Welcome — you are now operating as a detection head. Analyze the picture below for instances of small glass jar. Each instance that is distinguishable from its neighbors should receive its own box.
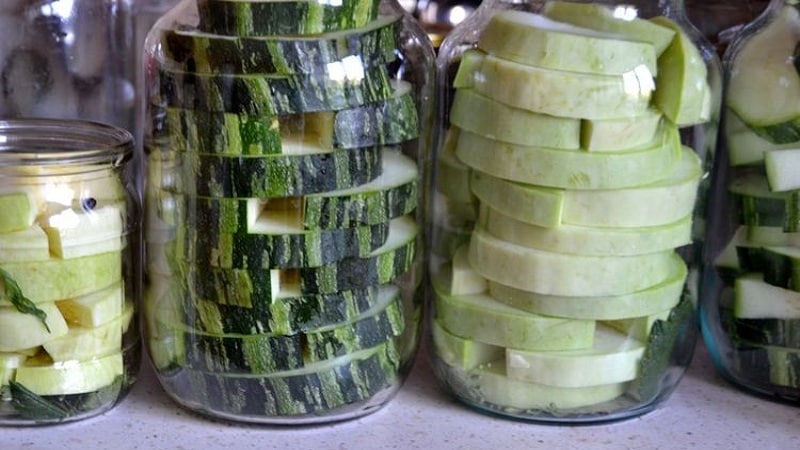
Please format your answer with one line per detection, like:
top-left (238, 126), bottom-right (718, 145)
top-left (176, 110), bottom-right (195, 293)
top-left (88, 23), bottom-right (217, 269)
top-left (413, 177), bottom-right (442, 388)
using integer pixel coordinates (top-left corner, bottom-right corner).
top-left (701, 0), bottom-right (800, 402)
top-left (141, 0), bottom-right (434, 424)
top-left (428, 0), bottom-right (721, 422)
top-left (0, 119), bottom-right (141, 425)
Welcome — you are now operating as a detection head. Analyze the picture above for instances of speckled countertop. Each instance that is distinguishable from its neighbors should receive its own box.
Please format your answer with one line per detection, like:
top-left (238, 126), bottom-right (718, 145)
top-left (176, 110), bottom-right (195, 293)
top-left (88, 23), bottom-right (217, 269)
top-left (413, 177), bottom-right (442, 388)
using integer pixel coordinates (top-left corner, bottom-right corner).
top-left (2, 340), bottom-right (799, 450)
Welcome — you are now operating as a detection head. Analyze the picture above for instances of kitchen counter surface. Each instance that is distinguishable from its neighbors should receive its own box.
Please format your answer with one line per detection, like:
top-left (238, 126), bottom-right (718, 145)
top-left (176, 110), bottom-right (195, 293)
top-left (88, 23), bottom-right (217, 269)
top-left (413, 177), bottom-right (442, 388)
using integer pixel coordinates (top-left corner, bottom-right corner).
top-left (3, 339), bottom-right (800, 450)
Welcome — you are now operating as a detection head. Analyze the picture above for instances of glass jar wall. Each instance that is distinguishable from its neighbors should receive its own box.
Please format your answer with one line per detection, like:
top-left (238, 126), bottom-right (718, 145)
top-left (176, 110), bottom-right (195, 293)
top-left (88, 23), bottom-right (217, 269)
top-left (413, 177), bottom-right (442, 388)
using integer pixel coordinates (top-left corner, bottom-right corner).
top-left (141, 0), bottom-right (434, 424)
top-left (0, 119), bottom-right (140, 425)
top-left (428, 0), bottom-right (721, 422)
top-left (701, 0), bottom-right (800, 402)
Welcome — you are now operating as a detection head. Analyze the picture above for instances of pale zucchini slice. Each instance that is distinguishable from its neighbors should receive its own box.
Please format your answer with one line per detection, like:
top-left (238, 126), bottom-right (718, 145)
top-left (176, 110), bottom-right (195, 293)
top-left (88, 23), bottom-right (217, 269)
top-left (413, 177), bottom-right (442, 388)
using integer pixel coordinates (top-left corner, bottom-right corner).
top-left (725, 109), bottom-right (798, 166)
top-left (478, 10), bottom-right (658, 75)
top-left (468, 228), bottom-right (677, 297)
top-left (0, 302), bottom-right (69, 352)
top-left (14, 351), bottom-right (123, 396)
top-left (727, 5), bottom-right (800, 144)
top-left (0, 225), bottom-right (51, 262)
top-left (505, 325), bottom-right (645, 388)
top-left (488, 253), bottom-right (686, 320)
top-left (431, 318), bottom-right (502, 371)
top-left (455, 123), bottom-right (680, 189)
top-left (734, 272), bottom-right (800, 319)
top-left (581, 109), bottom-right (662, 152)
top-left (453, 49), bottom-right (653, 120)
top-left (765, 148), bottom-right (800, 192)
top-left (450, 89), bottom-right (581, 149)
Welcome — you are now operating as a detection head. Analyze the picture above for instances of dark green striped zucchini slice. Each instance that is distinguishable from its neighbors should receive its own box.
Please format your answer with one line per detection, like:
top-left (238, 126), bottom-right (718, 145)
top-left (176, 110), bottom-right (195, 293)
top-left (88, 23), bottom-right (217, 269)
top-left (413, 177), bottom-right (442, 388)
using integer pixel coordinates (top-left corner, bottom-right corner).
top-left (174, 217), bottom-right (389, 270)
top-left (730, 172), bottom-right (799, 230)
top-left (186, 285), bottom-right (382, 335)
top-left (196, 0), bottom-right (381, 37)
top-left (161, 14), bottom-right (401, 75)
top-left (166, 340), bottom-right (400, 418)
top-left (161, 284), bottom-right (403, 374)
top-left (158, 64), bottom-right (395, 115)
top-left (170, 149), bottom-right (417, 231)
top-left (733, 318), bottom-right (800, 348)
top-left (172, 144), bottom-right (382, 198)
top-left (165, 82), bottom-right (418, 155)
top-left (732, 341), bottom-right (800, 389)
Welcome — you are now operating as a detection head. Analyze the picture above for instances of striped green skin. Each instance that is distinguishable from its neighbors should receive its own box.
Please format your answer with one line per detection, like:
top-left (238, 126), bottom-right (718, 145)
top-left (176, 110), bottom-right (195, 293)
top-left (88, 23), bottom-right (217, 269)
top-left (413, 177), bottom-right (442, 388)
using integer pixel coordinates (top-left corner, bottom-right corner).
top-left (158, 64), bottom-right (395, 115)
top-left (165, 340), bottom-right (400, 418)
top-left (174, 219), bottom-right (389, 270)
top-left (300, 215), bottom-right (418, 294)
top-left (172, 144), bottom-right (382, 198)
top-left (160, 285), bottom-right (404, 374)
top-left (161, 14), bottom-right (401, 75)
top-left (749, 120), bottom-right (800, 145)
top-left (732, 341), bottom-right (800, 389)
top-left (185, 285), bottom-right (383, 335)
top-left (733, 318), bottom-right (800, 348)
top-left (165, 87), bottom-right (419, 155)
top-left (729, 173), bottom-right (798, 230)
top-left (197, 0), bottom-right (382, 37)
top-left (169, 150), bottom-right (418, 230)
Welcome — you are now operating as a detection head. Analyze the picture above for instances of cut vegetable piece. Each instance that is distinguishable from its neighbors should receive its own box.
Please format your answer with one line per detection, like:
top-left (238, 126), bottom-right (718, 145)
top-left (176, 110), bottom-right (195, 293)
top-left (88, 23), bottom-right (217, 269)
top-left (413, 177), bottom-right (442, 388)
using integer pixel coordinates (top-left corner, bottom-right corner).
top-left (433, 268), bottom-right (595, 351)
top-left (455, 123), bottom-right (680, 189)
top-left (729, 172), bottom-right (792, 228)
top-left (196, 0), bottom-right (381, 36)
top-left (449, 89), bottom-right (580, 149)
top-left (481, 204), bottom-right (691, 256)
top-left (431, 318), bottom-right (503, 371)
top-left (733, 318), bottom-right (800, 347)
top-left (162, 14), bottom-right (400, 75)
top-left (649, 16), bottom-right (711, 126)
top-left (469, 228), bottom-right (677, 297)
top-left (0, 193), bottom-right (35, 233)
top-left (468, 361), bottom-right (627, 410)
top-left (765, 148), bottom-right (800, 192)
top-left (43, 205), bottom-right (124, 259)
top-left (734, 272), bottom-right (800, 319)
top-left (604, 308), bottom-right (671, 341)
top-left (168, 340), bottom-right (399, 417)
top-left (727, 5), bottom-right (800, 144)
top-left (488, 253), bottom-right (686, 320)
top-left (506, 325), bottom-right (645, 388)
top-left (176, 219), bottom-right (388, 270)
top-left (0, 303), bottom-right (69, 352)
top-left (174, 144), bottom-right (382, 198)
top-left (13, 352), bottom-right (123, 396)
top-left (445, 245), bottom-right (487, 295)
top-left (158, 64), bottom-right (395, 115)
top-left (453, 49), bottom-right (653, 120)
top-left (164, 285), bottom-right (403, 374)
top-left (733, 343), bottom-right (800, 389)
top-left (56, 281), bottom-right (124, 328)
top-left (581, 109), bottom-right (662, 152)
top-left (42, 302), bottom-right (132, 361)
top-left (436, 129), bottom-right (474, 204)
top-left (478, 10), bottom-right (658, 75)
top-left (0, 226), bottom-right (50, 262)
top-left (167, 81), bottom-right (418, 155)
top-left (726, 109), bottom-right (799, 166)
top-left (542, 1), bottom-right (676, 55)
top-left (470, 146), bottom-right (701, 228)
top-left (0, 352), bottom-right (27, 386)
top-left (0, 252), bottom-right (121, 305)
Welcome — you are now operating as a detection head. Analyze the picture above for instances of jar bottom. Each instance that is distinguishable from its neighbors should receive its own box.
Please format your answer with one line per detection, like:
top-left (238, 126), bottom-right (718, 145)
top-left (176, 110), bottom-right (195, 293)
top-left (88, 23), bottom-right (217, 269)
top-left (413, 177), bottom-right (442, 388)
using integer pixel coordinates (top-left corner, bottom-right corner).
top-left (0, 341), bottom-right (141, 426)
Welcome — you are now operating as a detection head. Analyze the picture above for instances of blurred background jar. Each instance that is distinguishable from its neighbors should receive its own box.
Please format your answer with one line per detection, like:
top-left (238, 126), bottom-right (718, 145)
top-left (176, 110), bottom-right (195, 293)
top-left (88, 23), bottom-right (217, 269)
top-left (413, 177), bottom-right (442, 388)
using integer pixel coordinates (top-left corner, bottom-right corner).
top-left (701, 0), bottom-right (800, 403)
top-left (0, 119), bottom-right (140, 425)
top-left (428, 0), bottom-right (721, 423)
top-left (685, 0), bottom-right (769, 55)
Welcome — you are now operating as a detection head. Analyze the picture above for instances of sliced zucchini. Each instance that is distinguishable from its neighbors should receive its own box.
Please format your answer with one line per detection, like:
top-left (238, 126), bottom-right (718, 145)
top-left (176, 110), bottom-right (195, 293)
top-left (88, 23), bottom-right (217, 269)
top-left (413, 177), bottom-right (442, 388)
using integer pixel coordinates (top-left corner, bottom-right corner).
top-left (0, 226), bottom-right (50, 262)
top-left (197, 0), bottom-right (381, 36)
top-left (581, 109), bottom-right (662, 152)
top-left (13, 352), bottom-right (123, 396)
top-left (734, 272), bottom-right (800, 319)
top-left (162, 14), bottom-right (400, 75)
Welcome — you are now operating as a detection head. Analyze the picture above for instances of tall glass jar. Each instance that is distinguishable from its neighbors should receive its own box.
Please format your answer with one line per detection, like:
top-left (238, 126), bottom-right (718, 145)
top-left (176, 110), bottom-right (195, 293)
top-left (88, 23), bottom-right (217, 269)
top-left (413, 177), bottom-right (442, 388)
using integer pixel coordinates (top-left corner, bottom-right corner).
top-left (428, 0), bottom-right (721, 422)
top-left (141, 0), bottom-right (434, 424)
top-left (701, 0), bottom-right (800, 402)
top-left (0, 119), bottom-right (141, 425)
top-left (0, 1), bottom-right (136, 132)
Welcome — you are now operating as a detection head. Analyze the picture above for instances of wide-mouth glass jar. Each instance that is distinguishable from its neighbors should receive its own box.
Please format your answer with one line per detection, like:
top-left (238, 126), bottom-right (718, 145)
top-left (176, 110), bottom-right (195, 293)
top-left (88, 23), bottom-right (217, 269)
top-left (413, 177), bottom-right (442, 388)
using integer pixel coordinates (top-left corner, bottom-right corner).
top-left (428, 0), bottom-right (721, 423)
top-left (701, 0), bottom-right (800, 403)
top-left (141, 0), bottom-right (434, 424)
top-left (0, 118), bottom-right (141, 425)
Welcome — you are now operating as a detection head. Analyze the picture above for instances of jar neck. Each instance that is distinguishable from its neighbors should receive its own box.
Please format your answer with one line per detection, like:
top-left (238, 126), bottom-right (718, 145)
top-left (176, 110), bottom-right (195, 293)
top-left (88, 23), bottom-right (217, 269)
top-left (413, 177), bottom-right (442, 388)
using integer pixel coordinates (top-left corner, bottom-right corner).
top-left (483, 0), bottom-right (684, 17)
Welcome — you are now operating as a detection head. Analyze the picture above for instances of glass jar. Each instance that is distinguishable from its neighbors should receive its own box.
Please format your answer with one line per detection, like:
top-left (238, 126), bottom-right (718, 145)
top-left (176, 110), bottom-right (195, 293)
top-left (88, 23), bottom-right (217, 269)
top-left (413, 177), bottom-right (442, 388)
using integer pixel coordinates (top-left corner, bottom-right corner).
top-left (141, 0), bottom-right (434, 424)
top-left (0, 1), bottom-right (136, 132)
top-left (428, 0), bottom-right (721, 422)
top-left (701, 0), bottom-right (800, 402)
top-left (0, 119), bottom-right (140, 425)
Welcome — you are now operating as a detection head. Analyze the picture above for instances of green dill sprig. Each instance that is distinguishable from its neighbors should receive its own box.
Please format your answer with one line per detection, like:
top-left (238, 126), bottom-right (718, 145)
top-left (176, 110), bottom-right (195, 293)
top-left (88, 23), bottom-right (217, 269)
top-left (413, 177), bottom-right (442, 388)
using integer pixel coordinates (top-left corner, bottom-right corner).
top-left (0, 267), bottom-right (50, 332)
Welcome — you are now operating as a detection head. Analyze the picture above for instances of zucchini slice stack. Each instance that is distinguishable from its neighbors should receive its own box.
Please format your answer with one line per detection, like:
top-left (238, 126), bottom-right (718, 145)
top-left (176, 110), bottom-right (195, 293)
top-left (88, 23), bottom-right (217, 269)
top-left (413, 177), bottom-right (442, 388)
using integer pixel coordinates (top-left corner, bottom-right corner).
top-left (717, 5), bottom-right (800, 392)
top-left (144, 0), bottom-right (422, 420)
top-left (431, 4), bottom-right (712, 414)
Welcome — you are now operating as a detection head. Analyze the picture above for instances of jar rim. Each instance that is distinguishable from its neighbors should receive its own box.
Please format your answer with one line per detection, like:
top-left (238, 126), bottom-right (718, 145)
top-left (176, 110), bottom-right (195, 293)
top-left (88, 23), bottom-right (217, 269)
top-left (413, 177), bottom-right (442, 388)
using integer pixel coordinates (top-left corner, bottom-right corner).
top-left (0, 118), bottom-right (133, 167)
